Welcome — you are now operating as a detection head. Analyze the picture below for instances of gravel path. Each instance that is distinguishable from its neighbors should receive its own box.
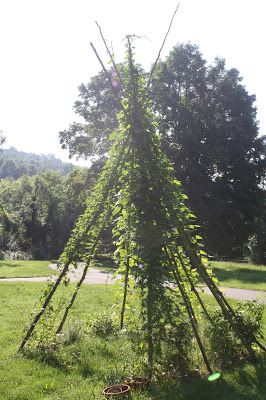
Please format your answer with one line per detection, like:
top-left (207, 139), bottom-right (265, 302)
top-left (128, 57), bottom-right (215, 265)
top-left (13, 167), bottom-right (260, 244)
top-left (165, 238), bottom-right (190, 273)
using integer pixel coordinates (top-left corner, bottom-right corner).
top-left (202, 286), bottom-right (266, 303)
top-left (1, 263), bottom-right (266, 303)
top-left (0, 264), bottom-right (115, 285)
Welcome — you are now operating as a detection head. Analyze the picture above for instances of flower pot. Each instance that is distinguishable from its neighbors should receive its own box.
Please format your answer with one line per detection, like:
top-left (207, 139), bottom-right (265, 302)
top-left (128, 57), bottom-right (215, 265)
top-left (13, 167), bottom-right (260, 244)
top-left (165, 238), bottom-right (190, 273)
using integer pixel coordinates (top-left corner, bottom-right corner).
top-left (124, 377), bottom-right (134, 387)
top-left (124, 376), bottom-right (150, 390)
top-left (103, 384), bottom-right (131, 398)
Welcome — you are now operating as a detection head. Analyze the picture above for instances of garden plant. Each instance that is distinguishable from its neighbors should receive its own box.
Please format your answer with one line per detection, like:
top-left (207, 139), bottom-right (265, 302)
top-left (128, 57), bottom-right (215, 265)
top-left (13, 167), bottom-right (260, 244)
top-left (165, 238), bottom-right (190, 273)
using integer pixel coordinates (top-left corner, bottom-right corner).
top-left (19, 21), bottom-right (266, 384)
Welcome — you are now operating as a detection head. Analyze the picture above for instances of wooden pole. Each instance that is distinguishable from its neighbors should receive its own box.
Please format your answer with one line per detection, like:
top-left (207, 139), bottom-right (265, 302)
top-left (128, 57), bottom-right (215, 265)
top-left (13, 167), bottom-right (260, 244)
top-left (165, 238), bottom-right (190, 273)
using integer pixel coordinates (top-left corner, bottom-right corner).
top-left (56, 255), bottom-right (94, 334)
top-left (175, 248), bottom-right (212, 322)
top-left (165, 246), bottom-right (213, 374)
top-left (120, 256), bottom-right (130, 330)
top-left (146, 277), bottom-right (154, 379)
top-left (168, 214), bottom-right (258, 360)
top-left (18, 262), bottom-right (71, 351)
top-left (19, 137), bottom-right (130, 350)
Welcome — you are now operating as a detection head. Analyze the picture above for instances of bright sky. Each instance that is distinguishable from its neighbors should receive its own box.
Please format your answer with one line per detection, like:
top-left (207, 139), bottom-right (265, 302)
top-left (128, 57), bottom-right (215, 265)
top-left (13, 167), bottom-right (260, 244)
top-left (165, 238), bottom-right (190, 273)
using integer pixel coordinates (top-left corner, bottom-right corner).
top-left (0, 0), bottom-right (265, 166)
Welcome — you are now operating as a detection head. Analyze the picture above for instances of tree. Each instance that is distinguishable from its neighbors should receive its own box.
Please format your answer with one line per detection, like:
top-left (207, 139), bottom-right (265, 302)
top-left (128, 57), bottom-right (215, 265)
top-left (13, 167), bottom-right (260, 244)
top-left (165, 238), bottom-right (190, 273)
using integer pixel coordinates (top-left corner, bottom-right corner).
top-left (59, 70), bottom-right (122, 160)
top-left (0, 169), bottom-right (94, 259)
top-left (152, 44), bottom-right (266, 258)
top-left (0, 130), bottom-right (5, 147)
top-left (59, 43), bottom-right (266, 258)
top-left (247, 192), bottom-right (266, 264)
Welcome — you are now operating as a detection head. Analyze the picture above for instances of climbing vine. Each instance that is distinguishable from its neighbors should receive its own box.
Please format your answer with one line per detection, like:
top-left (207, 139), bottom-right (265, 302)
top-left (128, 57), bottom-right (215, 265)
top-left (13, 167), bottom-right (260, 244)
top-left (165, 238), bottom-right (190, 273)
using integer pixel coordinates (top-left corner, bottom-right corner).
top-left (19, 35), bottom-right (266, 378)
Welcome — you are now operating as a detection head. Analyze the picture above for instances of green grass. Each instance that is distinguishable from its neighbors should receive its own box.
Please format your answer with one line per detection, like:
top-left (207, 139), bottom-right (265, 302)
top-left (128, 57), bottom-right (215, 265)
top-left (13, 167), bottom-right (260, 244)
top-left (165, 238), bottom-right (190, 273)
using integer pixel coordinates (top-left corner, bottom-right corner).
top-left (3, 258), bottom-right (265, 294)
top-left (210, 261), bottom-right (266, 292)
top-left (0, 281), bottom-right (266, 399)
top-left (93, 258), bottom-right (266, 292)
top-left (91, 259), bottom-right (116, 272)
top-left (0, 260), bottom-right (58, 278)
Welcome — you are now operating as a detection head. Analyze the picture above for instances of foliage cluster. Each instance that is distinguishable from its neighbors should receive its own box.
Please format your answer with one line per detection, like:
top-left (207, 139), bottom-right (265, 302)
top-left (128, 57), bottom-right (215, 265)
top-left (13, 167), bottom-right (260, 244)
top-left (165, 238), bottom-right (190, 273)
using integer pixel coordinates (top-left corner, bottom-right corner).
top-left (90, 312), bottom-right (116, 338)
top-left (206, 301), bottom-right (264, 368)
top-left (0, 167), bottom-right (96, 259)
top-left (60, 43), bottom-right (266, 259)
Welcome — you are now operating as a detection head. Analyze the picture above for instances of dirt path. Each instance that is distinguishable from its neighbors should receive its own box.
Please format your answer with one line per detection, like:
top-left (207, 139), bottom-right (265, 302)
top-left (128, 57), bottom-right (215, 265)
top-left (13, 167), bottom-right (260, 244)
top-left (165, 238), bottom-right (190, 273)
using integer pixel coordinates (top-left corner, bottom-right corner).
top-left (1, 263), bottom-right (266, 303)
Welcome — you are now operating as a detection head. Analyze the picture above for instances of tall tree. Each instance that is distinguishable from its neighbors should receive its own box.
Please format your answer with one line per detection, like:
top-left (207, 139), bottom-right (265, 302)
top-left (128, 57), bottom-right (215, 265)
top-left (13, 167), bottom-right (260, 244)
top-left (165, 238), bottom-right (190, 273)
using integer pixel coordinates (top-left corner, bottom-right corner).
top-left (59, 70), bottom-right (122, 160)
top-left (59, 43), bottom-right (266, 258)
top-left (152, 44), bottom-right (265, 257)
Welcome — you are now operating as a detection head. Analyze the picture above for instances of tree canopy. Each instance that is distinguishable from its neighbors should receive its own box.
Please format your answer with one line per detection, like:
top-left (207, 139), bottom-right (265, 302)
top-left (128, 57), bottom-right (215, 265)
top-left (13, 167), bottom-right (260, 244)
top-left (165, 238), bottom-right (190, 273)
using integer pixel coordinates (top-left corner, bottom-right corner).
top-left (0, 168), bottom-right (95, 259)
top-left (59, 43), bottom-right (266, 258)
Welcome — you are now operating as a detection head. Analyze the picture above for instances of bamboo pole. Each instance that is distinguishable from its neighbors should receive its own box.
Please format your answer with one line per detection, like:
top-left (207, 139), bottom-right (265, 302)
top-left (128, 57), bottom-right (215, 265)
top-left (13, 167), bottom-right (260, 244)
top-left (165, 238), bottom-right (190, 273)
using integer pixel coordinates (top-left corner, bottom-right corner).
top-left (56, 255), bottom-right (94, 334)
top-left (95, 21), bottom-right (126, 94)
top-left (120, 256), bottom-right (130, 330)
top-left (56, 177), bottom-right (127, 334)
top-left (146, 277), bottom-right (154, 379)
top-left (165, 246), bottom-right (213, 374)
top-left (175, 248), bottom-right (212, 322)
top-left (19, 136), bottom-right (130, 351)
top-left (18, 262), bottom-right (71, 351)
top-left (168, 213), bottom-right (258, 359)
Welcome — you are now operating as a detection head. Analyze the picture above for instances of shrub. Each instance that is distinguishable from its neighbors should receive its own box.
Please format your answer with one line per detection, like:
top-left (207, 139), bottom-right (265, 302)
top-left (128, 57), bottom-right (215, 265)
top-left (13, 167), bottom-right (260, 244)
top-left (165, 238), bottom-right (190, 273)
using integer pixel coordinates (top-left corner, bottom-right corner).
top-left (234, 301), bottom-right (264, 343)
top-left (90, 313), bottom-right (116, 338)
top-left (1, 250), bottom-right (32, 260)
top-left (206, 300), bottom-right (264, 369)
top-left (64, 320), bottom-right (83, 344)
top-left (247, 233), bottom-right (266, 265)
top-left (159, 319), bottom-right (194, 376)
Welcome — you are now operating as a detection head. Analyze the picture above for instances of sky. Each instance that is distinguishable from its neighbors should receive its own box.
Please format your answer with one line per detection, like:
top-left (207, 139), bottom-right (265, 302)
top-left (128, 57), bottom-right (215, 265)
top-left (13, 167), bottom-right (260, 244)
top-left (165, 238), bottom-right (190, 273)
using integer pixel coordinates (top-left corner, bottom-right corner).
top-left (0, 0), bottom-right (265, 166)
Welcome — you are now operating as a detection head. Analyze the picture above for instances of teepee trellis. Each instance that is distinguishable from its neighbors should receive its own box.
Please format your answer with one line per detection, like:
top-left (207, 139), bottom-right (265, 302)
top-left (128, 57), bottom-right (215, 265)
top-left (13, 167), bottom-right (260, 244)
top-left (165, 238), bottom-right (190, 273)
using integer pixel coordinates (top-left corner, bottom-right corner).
top-left (19, 19), bottom-right (266, 378)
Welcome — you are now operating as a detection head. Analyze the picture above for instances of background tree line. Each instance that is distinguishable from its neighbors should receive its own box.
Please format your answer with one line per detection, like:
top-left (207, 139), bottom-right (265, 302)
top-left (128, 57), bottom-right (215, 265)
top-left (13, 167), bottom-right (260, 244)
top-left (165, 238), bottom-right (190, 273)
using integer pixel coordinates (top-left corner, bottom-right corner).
top-left (0, 43), bottom-right (265, 262)
top-left (0, 158), bottom-right (97, 259)
top-left (0, 147), bottom-right (74, 179)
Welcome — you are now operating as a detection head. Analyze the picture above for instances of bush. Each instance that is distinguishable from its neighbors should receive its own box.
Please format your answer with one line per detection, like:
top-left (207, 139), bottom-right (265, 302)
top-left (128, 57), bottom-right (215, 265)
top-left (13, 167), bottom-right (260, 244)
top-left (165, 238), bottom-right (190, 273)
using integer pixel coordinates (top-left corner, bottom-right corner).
top-left (64, 320), bottom-right (83, 345)
top-left (206, 300), bottom-right (264, 369)
top-left (159, 319), bottom-right (194, 376)
top-left (234, 300), bottom-right (264, 343)
top-left (1, 250), bottom-right (32, 260)
top-left (90, 313), bottom-right (116, 338)
top-left (247, 233), bottom-right (266, 264)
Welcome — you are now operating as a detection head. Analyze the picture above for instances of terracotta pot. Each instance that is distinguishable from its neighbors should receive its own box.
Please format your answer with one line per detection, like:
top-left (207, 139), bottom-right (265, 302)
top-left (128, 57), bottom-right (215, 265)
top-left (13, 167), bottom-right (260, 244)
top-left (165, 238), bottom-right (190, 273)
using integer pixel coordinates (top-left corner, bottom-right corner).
top-left (124, 376), bottom-right (150, 390)
top-left (103, 384), bottom-right (131, 398)
top-left (124, 377), bottom-right (134, 387)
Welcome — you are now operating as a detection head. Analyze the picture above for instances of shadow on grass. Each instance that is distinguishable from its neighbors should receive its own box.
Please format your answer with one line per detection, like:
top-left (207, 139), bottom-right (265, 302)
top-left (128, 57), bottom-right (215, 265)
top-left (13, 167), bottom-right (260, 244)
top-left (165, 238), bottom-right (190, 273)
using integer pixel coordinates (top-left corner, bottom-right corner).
top-left (147, 362), bottom-right (266, 399)
top-left (0, 263), bottom-right (21, 268)
top-left (213, 267), bottom-right (266, 286)
top-left (24, 349), bottom-right (69, 373)
top-left (23, 338), bottom-right (117, 377)
top-left (23, 347), bottom-right (266, 400)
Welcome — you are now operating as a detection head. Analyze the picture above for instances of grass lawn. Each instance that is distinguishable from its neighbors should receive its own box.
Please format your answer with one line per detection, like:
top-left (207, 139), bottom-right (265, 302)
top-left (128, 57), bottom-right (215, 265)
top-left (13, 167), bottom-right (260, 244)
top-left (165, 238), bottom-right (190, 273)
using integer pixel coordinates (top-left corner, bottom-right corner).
top-left (1, 258), bottom-right (266, 293)
top-left (92, 259), bottom-right (266, 292)
top-left (210, 261), bottom-right (266, 292)
top-left (0, 260), bottom-right (58, 278)
top-left (0, 281), bottom-right (266, 399)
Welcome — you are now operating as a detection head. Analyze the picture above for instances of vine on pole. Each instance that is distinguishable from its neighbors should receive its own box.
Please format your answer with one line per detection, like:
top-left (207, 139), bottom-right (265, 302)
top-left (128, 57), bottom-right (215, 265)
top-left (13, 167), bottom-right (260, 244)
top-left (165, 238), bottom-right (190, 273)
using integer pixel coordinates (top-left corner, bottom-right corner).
top-left (19, 28), bottom-right (265, 379)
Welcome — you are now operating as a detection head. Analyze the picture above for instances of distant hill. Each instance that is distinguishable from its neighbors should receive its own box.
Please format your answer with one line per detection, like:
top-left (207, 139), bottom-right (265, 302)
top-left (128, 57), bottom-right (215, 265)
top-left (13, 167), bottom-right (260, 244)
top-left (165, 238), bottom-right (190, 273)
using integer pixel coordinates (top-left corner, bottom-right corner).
top-left (0, 147), bottom-right (75, 179)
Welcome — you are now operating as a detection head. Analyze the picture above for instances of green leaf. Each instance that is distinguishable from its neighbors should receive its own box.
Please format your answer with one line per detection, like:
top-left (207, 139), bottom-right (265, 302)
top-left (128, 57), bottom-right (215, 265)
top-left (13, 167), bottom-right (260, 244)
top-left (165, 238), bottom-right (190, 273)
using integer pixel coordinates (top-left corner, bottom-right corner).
top-left (112, 206), bottom-right (121, 216)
